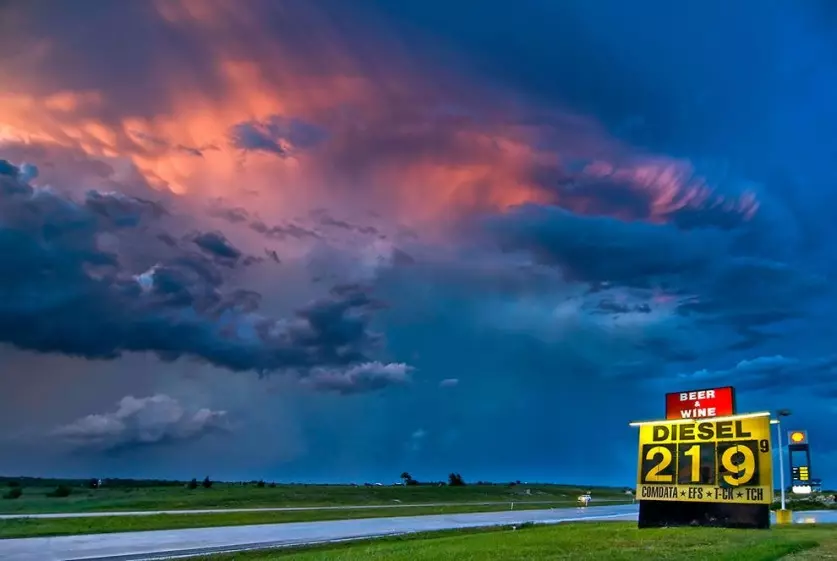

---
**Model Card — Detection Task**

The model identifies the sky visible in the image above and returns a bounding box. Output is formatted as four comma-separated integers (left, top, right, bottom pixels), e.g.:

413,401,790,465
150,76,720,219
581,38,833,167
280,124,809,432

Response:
0,0,836,488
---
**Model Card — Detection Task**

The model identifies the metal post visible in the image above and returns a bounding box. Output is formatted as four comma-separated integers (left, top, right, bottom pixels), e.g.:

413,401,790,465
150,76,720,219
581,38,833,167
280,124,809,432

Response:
777,419,786,510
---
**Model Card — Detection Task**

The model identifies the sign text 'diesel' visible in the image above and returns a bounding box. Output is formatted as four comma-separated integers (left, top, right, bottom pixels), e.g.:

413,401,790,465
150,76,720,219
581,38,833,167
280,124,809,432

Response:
664,386,735,420
636,415,773,505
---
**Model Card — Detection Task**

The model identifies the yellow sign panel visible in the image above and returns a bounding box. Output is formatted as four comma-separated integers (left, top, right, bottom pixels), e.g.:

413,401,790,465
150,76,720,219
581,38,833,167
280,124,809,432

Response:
636,415,773,504
790,431,806,444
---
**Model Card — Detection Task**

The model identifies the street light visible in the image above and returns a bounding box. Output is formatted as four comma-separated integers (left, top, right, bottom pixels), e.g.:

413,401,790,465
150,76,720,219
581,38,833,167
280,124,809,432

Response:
771,409,792,512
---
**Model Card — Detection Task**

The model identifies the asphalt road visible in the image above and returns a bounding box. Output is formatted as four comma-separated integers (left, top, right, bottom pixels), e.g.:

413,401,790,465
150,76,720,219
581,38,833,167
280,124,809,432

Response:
0,503,639,561
3,505,835,561
0,499,632,519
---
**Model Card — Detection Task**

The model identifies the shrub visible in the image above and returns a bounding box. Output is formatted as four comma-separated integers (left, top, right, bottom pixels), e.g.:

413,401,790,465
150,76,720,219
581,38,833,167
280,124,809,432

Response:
3,487,22,499
187,478,198,490
201,476,213,489
47,485,72,498
256,480,265,488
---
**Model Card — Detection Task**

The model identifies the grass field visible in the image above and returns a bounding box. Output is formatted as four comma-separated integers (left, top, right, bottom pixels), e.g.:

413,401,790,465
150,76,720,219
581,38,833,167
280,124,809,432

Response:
0,482,628,514
190,522,837,561
0,501,612,539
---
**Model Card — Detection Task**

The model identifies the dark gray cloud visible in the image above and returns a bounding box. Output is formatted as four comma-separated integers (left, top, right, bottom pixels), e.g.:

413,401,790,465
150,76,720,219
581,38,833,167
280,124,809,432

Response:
207,200,250,224
311,209,381,236
205,199,321,241
594,299,651,315
52,394,229,451
0,159,400,380
191,230,243,263
249,219,321,241
128,130,217,158
486,203,725,286
230,116,328,156
678,355,837,394
485,201,824,348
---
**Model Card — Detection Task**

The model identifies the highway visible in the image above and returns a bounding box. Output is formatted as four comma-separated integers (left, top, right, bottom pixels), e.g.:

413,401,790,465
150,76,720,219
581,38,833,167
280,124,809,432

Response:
2,505,836,561
0,499,632,519
0,503,638,561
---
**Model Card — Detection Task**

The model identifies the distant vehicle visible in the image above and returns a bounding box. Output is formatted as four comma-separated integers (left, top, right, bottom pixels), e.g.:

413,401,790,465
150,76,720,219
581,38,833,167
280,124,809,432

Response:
577,494,591,506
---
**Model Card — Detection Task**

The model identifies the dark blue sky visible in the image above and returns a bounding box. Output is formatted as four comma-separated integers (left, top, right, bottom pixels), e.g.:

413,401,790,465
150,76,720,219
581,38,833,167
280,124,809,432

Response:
0,0,835,487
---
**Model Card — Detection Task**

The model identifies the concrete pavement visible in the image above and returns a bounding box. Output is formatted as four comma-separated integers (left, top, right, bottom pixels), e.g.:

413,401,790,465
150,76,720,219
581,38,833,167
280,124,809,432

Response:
0,503,639,561
0,499,632,519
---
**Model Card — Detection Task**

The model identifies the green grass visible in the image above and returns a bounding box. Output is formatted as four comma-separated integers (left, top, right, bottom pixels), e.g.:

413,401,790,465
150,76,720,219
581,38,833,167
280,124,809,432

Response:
0,483,627,514
0,501,623,539
189,522,837,561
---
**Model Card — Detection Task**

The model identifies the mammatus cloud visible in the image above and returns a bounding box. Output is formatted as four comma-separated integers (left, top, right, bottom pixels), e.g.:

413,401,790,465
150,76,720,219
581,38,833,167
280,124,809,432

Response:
53,394,228,451
0,159,404,386
0,0,760,230
304,361,413,395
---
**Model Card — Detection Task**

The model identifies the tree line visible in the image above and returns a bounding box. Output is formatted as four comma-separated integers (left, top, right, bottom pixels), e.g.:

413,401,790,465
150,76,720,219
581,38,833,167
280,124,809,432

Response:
400,472,466,486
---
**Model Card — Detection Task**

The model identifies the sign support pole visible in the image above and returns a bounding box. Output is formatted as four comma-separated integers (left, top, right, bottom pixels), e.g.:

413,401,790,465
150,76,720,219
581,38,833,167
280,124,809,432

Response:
776,420,786,511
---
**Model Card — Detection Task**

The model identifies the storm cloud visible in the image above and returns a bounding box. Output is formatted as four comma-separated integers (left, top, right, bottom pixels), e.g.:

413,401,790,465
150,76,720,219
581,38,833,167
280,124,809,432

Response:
2,0,837,484
0,159,396,379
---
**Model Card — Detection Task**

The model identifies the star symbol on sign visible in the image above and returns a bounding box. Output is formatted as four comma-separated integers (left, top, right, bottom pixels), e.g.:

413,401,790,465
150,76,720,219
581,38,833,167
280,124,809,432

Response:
737,491,744,498
680,490,686,497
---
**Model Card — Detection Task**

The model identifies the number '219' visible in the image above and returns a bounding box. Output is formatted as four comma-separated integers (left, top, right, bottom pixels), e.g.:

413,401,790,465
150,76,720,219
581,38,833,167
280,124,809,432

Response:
641,439,768,487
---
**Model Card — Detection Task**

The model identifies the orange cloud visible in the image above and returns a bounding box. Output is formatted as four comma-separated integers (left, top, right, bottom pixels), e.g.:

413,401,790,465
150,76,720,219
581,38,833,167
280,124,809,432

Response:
0,0,758,231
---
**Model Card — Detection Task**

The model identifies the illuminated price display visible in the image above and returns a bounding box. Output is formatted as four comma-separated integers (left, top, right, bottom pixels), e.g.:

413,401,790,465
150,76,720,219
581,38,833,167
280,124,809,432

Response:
636,416,773,504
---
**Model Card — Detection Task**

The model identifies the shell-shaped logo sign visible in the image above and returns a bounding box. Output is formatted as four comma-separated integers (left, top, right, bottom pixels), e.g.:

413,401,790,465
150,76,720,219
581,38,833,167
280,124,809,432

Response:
790,431,806,443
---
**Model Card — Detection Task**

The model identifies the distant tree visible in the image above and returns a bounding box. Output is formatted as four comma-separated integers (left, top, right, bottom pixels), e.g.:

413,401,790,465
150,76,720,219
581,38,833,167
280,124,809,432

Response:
269,482,276,488
7,480,20,488
400,471,419,486
47,485,72,498
256,480,265,488
202,476,213,489
88,478,100,489
187,478,198,490
2,487,22,499
448,473,465,487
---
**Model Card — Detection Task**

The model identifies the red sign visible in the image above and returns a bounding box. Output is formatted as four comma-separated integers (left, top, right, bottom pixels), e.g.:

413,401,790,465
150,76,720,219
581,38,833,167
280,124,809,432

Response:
665,386,735,420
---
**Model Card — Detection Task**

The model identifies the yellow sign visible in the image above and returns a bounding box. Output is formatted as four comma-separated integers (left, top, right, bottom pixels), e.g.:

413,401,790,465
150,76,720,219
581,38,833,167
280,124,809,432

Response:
636,415,773,504
790,431,806,444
